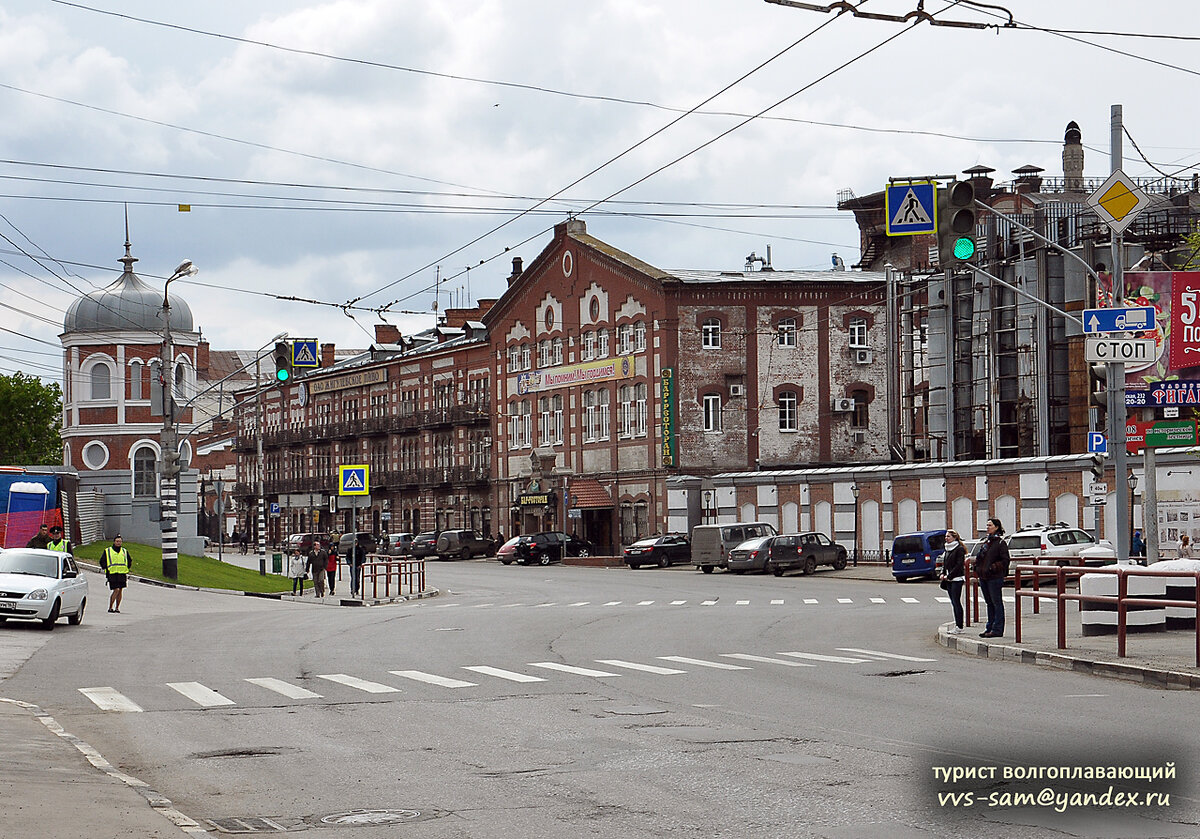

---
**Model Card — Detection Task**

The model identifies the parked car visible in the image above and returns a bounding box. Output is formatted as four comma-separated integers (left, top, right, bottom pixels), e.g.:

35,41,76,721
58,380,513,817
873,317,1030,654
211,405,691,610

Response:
335,531,376,559
768,532,849,577
513,532,595,565
287,532,331,554
1006,523,1116,568
623,534,691,568
409,531,442,559
726,535,776,573
436,530,496,560
496,536,522,565
379,532,414,557
691,522,778,573
892,530,946,582
0,548,88,629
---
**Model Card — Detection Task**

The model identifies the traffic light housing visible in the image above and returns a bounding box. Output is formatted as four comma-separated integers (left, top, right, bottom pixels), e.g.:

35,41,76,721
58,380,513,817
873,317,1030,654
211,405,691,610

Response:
273,341,292,383
1088,452,1105,482
937,180,977,266
1089,362,1107,419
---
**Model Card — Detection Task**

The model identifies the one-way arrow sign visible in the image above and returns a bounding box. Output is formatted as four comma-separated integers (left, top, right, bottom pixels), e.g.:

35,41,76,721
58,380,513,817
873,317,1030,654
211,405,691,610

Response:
1081,306,1156,334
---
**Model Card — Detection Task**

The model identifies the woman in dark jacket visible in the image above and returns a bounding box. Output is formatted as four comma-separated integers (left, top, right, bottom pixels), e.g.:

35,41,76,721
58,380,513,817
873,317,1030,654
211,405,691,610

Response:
973,517,1011,638
939,529,967,634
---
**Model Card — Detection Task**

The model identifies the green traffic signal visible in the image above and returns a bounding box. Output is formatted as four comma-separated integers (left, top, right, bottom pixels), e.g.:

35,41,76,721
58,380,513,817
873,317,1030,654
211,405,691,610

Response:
952,236,976,260
937,180,977,267
272,341,292,384
276,367,290,382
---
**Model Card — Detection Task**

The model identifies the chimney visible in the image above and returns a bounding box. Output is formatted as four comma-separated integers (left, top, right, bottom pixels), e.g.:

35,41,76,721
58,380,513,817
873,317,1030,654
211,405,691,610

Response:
196,339,210,377
1012,164,1044,194
321,342,336,368
374,323,401,344
508,257,523,287
553,218,587,238
1062,121,1084,192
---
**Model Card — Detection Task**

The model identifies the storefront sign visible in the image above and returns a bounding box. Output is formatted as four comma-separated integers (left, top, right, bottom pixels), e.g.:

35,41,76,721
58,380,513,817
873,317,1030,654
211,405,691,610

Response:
516,355,635,394
518,493,552,507
661,366,678,467
308,367,387,395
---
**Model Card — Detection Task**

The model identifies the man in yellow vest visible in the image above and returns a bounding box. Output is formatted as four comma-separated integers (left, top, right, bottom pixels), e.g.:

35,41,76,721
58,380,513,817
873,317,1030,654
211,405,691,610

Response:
101,534,131,613
46,525,72,555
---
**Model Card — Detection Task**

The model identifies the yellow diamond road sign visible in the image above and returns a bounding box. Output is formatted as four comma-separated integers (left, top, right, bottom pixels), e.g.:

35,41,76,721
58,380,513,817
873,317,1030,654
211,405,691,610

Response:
1086,169,1151,235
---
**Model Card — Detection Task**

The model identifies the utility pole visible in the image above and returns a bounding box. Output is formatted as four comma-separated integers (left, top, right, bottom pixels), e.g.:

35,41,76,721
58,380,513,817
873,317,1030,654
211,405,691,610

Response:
1109,104,1131,563
159,259,197,580
256,352,267,575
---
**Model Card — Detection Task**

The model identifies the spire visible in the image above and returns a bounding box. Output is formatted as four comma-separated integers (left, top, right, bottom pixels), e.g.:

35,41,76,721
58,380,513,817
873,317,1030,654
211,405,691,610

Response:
119,204,138,273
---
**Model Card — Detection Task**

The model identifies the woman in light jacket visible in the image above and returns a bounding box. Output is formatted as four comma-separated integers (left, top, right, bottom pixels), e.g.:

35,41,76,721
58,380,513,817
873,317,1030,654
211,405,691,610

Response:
289,550,307,596
940,529,967,635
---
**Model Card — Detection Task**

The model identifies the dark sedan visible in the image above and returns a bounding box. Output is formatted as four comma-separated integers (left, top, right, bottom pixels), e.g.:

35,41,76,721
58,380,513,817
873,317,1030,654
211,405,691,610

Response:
624,534,691,569
409,531,441,559
512,532,595,566
767,532,849,577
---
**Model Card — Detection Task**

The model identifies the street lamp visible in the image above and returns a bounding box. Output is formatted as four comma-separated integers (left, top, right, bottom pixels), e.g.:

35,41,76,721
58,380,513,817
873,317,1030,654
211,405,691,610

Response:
1128,471,1139,564
850,483,861,567
160,259,198,580
703,490,713,523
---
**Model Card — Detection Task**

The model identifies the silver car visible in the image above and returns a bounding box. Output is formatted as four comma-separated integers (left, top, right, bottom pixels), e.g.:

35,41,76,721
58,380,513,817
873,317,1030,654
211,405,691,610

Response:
0,548,89,629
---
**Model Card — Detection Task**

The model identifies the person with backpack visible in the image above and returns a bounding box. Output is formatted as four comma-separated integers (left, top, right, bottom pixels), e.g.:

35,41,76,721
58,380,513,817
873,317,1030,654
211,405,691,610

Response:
973,517,1011,639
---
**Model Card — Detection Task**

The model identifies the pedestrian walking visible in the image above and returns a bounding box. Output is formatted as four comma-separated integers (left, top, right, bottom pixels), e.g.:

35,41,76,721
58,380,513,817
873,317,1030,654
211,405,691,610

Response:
973,517,1011,638
349,535,367,598
1180,534,1194,559
939,529,967,635
240,531,248,554
289,550,307,596
101,534,131,613
26,523,50,549
46,525,73,555
1131,530,1146,559
308,543,327,598
326,542,338,595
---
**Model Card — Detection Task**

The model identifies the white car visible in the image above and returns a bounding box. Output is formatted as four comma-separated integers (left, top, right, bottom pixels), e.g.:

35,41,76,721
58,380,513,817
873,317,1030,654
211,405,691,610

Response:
0,548,89,629
1006,524,1116,568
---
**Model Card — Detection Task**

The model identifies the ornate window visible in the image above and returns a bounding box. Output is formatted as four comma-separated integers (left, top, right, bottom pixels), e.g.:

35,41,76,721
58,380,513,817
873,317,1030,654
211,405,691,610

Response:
633,321,646,352
597,328,610,358
132,447,157,498
90,363,111,401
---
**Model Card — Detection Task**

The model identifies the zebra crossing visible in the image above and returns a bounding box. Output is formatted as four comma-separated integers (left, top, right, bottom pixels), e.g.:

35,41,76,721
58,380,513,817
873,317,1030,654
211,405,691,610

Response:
425,595,1016,610
76,646,938,713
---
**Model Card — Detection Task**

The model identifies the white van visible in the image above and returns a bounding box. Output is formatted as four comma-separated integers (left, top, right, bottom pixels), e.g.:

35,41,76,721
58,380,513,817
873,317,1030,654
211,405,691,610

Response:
691,522,778,573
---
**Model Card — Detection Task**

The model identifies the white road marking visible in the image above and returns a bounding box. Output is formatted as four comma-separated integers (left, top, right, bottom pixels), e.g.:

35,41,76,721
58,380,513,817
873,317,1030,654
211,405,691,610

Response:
166,682,236,707
462,666,546,683
837,648,937,662
837,598,853,604
771,599,785,605
315,674,401,694
434,603,460,608
701,600,718,606
869,597,886,604
901,597,920,603
244,678,322,699
720,653,815,668
603,601,623,606
736,600,750,605
803,598,819,604
778,652,870,664
568,602,590,606
474,603,495,608
596,659,687,675
637,600,655,606
658,656,750,670
532,602,557,608
389,670,477,689
671,600,687,605
500,603,525,608
529,662,619,678
935,597,950,603
78,687,143,713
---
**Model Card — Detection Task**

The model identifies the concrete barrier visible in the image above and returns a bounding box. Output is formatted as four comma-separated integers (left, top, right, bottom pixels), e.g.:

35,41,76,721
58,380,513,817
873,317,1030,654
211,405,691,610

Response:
1079,571,1166,636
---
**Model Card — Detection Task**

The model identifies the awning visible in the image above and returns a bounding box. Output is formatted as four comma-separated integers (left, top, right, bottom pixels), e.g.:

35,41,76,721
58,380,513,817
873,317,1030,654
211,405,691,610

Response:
568,478,613,509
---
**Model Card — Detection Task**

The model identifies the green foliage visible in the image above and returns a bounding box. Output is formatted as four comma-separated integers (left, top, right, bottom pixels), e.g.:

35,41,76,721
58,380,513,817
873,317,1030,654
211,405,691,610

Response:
1181,222,1200,270
0,372,62,464
76,541,302,593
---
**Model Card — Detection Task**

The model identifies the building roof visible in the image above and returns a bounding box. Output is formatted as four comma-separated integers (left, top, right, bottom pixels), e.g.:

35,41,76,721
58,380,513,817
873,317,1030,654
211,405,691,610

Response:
667,268,888,284
64,245,193,335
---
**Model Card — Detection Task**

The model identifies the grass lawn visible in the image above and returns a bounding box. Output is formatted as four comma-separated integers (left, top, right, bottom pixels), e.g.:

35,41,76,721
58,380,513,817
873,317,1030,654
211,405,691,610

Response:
76,541,306,594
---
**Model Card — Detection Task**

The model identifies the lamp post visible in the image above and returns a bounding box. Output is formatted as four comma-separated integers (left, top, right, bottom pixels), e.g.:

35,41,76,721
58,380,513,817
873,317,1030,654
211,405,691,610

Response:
1128,471,1139,564
160,259,198,580
850,483,861,567
703,490,713,523
253,333,287,575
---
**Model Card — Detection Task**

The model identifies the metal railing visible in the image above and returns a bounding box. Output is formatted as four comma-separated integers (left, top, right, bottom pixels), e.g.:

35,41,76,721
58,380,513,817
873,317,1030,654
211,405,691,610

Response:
1009,563,1200,667
357,555,426,600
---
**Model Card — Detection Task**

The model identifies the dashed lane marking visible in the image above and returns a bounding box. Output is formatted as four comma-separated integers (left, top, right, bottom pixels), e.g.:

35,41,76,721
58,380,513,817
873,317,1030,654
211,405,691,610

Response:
637,600,655,606
244,678,322,700
771,599,785,605
78,687,143,713
836,648,938,662
389,670,477,689
837,598,854,604
778,652,871,664
870,597,886,604
720,653,815,668
701,600,718,606
568,602,590,606
603,601,623,606
529,662,620,678
462,666,545,683
595,659,687,675
671,600,687,605
167,682,236,707
902,597,920,603
315,674,400,694
803,598,819,604
658,655,751,670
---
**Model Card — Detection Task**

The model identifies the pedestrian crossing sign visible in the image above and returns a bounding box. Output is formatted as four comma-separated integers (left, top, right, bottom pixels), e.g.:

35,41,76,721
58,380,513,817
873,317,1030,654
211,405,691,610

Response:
339,464,369,496
885,181,937,236
292,340,319,368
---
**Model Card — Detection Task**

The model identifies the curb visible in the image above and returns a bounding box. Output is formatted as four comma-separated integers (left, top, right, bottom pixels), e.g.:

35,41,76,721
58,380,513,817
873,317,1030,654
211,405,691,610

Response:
936,624,1200,690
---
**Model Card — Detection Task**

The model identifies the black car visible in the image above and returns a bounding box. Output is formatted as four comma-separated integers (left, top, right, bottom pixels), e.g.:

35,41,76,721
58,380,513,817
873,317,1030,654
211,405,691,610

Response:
767,532,848,577
410,531,441,559
436,530,496,560
623,534,691,569
512,532,595,566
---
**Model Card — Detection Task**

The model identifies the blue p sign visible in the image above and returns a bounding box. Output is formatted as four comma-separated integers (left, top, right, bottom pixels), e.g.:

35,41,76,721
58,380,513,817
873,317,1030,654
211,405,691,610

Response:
1087,432,1107,454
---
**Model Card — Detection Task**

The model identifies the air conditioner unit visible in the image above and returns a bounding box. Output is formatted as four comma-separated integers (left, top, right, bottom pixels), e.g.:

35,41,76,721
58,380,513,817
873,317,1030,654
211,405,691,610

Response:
832,397,855,412
729,384,745,398
854,348,874,364
852,430,867,444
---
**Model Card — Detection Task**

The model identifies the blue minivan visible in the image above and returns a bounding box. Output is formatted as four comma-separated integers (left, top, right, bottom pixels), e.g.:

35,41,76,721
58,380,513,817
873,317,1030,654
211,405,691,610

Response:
891,530,946,581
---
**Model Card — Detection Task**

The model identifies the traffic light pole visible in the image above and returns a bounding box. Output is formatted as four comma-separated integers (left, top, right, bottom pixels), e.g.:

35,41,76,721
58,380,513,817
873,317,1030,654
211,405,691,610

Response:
1109,104,1130,564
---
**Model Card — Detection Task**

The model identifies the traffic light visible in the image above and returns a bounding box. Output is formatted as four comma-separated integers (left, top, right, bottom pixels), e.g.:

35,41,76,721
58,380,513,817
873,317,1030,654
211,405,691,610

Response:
1088,452,1105,482
273,341,292,383
937,180,977,266
1089,362,1107,419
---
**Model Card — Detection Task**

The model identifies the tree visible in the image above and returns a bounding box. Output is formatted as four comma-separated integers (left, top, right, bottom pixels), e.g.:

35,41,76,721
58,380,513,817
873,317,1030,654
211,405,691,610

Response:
1181,222,1200,270
0,372,62,464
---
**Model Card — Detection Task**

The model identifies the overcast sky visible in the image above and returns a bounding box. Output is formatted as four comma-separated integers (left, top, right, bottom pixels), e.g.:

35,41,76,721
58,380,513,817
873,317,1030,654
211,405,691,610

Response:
2,1,1197,381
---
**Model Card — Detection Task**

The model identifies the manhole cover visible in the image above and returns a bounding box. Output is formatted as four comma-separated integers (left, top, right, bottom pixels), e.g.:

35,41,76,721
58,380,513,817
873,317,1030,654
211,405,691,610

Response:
317,808,443,827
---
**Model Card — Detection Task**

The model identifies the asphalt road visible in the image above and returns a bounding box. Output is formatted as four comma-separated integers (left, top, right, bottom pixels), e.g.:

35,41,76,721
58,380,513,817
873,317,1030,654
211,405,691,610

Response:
4,561,1199,839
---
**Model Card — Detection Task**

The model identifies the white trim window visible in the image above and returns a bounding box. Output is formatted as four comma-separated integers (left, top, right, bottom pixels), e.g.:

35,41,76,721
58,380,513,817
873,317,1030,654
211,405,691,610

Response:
778,317,797,347
90,363,112,401
507,346,520,372
132,447,157,498
521,344,531,371
633,321,646,352
552,337,563,366
539,396,553,445
702,319,721,349
537,339,550,368
617,324,633,355
778,390,798,432
597,328,610,358
634,383,647,437
129,360,143,400
849,317,869,349
618,385,632,438
702,393,722,432
583,390,597,442
552,395,563,444
583,331,595,360
598,389,611,441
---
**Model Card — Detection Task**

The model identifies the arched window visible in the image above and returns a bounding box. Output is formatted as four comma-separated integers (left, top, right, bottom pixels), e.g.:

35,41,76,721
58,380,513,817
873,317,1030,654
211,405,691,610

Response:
132,447,157,498
174,362,187,400
702,318,722,349
778,391,798,431
633,321,646,352
129,360,143,400
851,389,869,427
90,364,111,401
